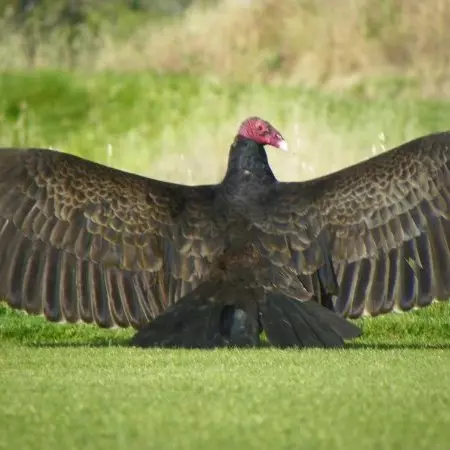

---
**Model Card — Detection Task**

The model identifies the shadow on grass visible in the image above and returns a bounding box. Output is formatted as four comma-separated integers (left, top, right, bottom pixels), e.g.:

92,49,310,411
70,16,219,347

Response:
22,339,450,351
25,339,131,349
345,342,450,350
24,338,274,350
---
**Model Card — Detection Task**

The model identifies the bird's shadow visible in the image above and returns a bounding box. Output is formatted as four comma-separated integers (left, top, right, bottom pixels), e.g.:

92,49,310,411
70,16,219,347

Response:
344,342,450,350
24,340,450,351
25,339,130,349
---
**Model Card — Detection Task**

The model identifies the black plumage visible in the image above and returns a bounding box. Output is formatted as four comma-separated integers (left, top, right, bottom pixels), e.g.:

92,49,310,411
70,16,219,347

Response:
2,116,450,348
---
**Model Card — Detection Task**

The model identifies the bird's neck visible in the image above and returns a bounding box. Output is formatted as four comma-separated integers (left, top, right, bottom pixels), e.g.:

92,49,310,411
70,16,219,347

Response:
223,136,277,186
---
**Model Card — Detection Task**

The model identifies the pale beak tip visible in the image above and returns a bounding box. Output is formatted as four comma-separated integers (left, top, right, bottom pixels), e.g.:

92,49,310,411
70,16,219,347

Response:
278,140,289,152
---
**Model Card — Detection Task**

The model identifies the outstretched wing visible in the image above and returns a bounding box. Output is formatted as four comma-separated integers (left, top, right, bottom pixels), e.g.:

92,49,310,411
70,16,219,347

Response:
0,148,224,328
252,131,450,318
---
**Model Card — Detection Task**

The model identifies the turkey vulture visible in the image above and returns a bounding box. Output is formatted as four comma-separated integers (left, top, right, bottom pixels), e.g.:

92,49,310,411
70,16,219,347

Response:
0,117,449,349
0,116,360,348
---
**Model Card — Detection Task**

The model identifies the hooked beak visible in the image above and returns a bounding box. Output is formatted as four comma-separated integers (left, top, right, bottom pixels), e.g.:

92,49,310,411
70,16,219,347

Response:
277,139,289,152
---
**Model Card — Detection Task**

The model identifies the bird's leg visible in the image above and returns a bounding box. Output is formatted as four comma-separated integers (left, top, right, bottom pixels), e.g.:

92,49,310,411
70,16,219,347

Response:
218,293,262,347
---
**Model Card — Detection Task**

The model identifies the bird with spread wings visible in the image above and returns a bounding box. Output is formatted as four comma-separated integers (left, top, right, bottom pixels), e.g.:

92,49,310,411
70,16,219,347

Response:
1,117,449,348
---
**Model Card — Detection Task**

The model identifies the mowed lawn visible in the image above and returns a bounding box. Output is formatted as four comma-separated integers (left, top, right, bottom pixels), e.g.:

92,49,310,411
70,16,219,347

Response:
1,302,450,450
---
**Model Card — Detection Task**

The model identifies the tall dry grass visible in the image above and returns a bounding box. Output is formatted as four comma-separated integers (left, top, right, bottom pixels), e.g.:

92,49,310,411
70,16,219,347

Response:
0,0,449,96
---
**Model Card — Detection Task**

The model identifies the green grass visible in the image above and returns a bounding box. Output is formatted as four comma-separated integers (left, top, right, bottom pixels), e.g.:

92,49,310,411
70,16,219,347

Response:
2,70,450,449
2,303,450,450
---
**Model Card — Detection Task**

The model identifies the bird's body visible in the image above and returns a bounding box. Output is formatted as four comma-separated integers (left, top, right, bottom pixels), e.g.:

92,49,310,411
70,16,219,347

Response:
1,116,450,348
197,137,308,296
131,136,349,348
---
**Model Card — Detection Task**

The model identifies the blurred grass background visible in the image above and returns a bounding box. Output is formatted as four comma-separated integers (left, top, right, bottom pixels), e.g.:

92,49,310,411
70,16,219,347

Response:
2,0,450,96
0,0,449,185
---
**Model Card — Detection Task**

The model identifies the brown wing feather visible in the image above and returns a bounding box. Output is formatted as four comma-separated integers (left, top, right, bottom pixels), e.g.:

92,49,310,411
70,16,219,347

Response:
252,131,450,318
0,148,224,328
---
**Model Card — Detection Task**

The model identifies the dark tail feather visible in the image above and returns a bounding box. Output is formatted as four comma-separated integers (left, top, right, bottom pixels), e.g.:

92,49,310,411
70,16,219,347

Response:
130,281,223,349
130,282,261,349
301,299,362,339
261,293,362,349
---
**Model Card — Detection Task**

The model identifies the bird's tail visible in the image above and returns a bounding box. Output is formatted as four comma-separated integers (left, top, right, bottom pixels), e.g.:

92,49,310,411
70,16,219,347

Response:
129,281,261,349
130,283,362,349
260,293,362,348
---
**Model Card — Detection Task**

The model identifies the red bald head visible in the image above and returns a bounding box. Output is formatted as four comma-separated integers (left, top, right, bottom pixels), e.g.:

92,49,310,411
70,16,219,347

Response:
237,117,288,151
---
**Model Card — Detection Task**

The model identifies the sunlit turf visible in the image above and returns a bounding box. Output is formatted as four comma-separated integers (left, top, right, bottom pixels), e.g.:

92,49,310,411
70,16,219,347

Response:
2,302,450,450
